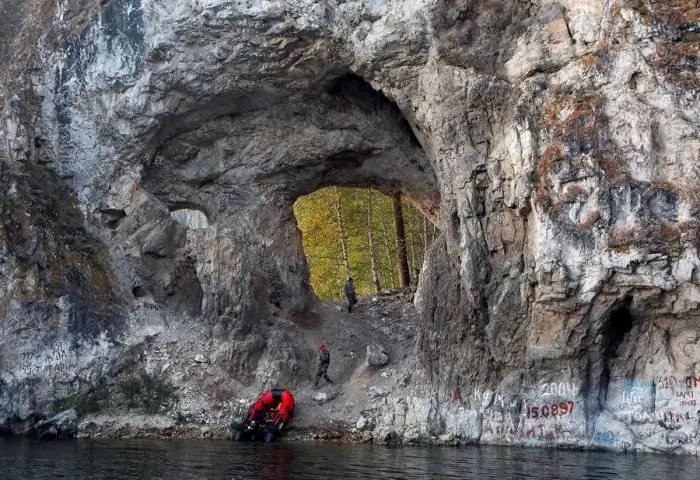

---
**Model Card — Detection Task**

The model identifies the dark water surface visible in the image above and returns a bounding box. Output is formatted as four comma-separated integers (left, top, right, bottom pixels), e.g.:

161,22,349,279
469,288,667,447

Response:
1,438,699,479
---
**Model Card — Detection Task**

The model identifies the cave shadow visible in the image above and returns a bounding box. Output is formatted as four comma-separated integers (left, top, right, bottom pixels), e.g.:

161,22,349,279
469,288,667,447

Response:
598,296,636,405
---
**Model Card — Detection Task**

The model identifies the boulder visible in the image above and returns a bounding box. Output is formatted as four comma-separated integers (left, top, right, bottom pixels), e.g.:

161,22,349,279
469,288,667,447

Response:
313,390,338,404
366,345,389,366
356,415,375,432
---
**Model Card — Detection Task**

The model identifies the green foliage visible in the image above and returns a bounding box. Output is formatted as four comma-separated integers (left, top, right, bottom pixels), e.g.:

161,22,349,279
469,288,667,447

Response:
53,378,110,416
53,373,176,416
294,187,433,299
118,373,176,414
293,188,344,298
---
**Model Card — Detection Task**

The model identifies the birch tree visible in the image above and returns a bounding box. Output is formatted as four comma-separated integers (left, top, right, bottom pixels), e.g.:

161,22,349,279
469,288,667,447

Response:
393,193,410,288
380,217,396,289
333,187,351,280
367,189,381,293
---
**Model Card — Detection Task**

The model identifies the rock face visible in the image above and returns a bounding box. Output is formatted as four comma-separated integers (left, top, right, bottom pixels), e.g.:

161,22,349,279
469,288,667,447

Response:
1,0,700,454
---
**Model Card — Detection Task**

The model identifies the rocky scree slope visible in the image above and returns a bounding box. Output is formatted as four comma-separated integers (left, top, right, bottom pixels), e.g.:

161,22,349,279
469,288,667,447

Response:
1,0,700,453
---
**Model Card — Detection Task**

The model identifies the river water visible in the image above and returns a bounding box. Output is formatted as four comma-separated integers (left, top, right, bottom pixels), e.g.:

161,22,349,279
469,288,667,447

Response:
1,438,699,479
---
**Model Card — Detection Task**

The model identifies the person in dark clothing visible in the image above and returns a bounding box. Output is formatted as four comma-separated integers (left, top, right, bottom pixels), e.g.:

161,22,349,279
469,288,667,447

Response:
344,277,358,313
313,343,332,387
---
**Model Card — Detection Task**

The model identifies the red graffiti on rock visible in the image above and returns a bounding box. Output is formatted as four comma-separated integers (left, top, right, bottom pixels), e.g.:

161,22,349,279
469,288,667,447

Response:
526,401,575,419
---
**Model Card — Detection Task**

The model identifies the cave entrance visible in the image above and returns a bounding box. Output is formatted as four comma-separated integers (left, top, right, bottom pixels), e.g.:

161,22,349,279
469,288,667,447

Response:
599,297,636,404
293,187,438,299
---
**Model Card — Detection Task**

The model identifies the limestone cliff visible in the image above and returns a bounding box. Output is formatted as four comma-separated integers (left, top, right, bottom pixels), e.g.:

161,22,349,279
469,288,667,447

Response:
1,0,700,454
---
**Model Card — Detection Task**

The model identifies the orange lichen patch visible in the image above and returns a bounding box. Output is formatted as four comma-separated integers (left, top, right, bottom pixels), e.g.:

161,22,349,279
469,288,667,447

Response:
608,221,688,252
650,180,700,204
649,0,700,24
676,40,700,57
622,0,700,25
602,179,700,252
578,210,602,230
653,39,700,65
651,179,678,191
609,227,641,250
553,95,601,140
681,187,700,205
611,2,624,18
91,262,116,300
542,94,604,165
551,183,586,211
661,224,682,242
535,93,611,213
648,37,700,90
547,93,630,178
41,246,117,309
579,53,599,71
562,183,583,201
536,144,564,176
609,244,632,253
596,155,622,176
53,247,115,299
2,158,121,311
533,144,562,211
680,221,700,249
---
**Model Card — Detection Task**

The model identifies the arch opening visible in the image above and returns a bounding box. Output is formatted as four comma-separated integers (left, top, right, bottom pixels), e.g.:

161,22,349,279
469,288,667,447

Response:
97,71,451,394
137,72,442,316
293,187,440,300
170,205,209,230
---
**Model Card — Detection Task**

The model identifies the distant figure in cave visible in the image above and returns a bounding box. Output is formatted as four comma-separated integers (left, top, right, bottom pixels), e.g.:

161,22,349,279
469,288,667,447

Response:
344,277,357,313
410,268,421,303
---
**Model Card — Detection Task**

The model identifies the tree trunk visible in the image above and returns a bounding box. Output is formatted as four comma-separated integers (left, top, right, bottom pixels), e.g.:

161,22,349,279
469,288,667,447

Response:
380,218,396,289
333,187,351,280
393,193,410,288
367,189,381,293
422,215,429,263
408,224,417,283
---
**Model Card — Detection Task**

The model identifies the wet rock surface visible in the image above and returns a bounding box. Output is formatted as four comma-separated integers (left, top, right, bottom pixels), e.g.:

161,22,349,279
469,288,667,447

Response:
32,409,78,440
1,0,700,455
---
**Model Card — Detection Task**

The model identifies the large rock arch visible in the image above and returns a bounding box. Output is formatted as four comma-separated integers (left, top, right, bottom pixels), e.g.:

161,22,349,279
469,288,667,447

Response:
2,0,700,452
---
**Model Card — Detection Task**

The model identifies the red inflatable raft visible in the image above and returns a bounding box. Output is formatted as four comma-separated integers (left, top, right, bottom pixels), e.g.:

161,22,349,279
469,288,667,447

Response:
233,388,295,443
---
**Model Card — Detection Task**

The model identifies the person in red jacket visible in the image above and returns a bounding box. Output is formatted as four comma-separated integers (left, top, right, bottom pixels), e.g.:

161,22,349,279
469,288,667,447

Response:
246,389,295,431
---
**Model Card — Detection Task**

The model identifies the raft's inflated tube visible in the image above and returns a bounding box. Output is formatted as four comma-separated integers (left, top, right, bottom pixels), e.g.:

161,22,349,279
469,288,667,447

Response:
235,389,295,442
248,389,295,425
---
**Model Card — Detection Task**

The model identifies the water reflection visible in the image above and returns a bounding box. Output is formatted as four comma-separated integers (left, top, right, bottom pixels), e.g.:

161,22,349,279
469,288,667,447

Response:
1,438,699,480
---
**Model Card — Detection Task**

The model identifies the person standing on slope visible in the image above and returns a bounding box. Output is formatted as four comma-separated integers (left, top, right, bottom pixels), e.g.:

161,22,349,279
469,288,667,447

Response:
344,277,357,313
313,343,333,387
